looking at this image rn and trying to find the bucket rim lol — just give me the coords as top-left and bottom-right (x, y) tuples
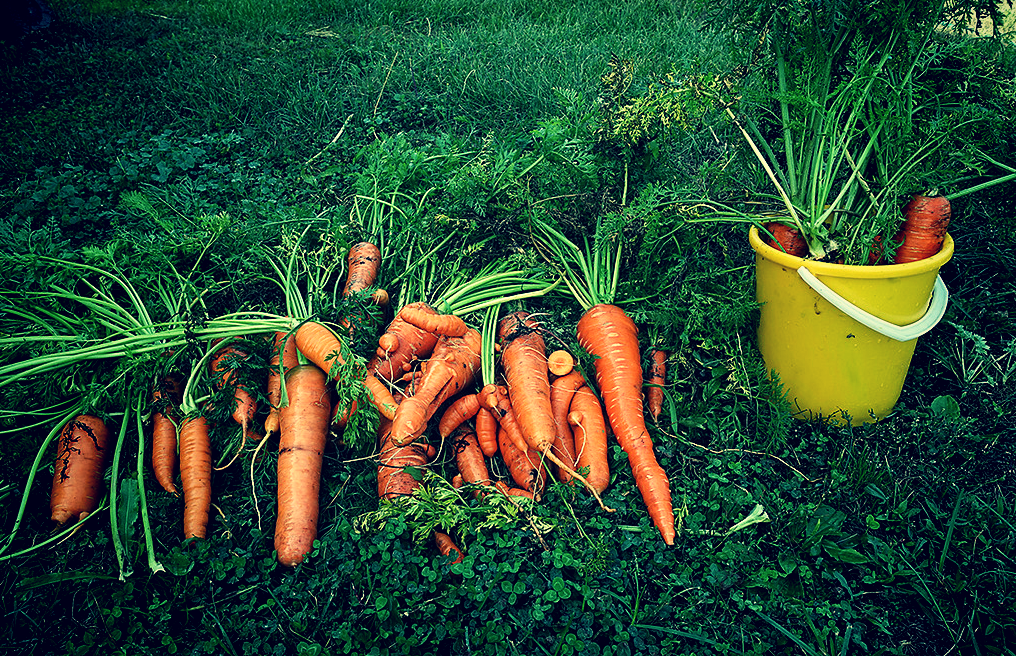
(748, 225), (954, 278)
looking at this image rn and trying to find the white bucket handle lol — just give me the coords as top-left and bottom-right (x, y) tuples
(797, 266), (949, 342)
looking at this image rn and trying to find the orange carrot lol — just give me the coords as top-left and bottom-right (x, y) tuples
(475, 407), (499, 457)
(50, 415), (110, 526)
(400, 303), (468, 337)
(433, 531), (464, 564)
(343, 241), (382, 296)
(550, 370), (585, 482)
(179, 414), (213, 539)
(377, 417), (432, 500)
(265, 331), (299, 437)
(763, 222), (808, 256)
(274, 364), (331, 567)
(479, 385), (531, 455)
(578, 303), (674, 544)
(209, 339), (259, 461)
(451, 429), (495, 494)
(893, 194), (951, 264)
(547, 349), (575, 377)
(644, 348), (667, 422)
(295, 321), (398, 420)
(369, 303), (442, 382)
(568, 385), (611, 495)
(498, 311), (612, 509)
(389, 328), (482, 445)
(152, 374), (183, 494)
(438, 393), (481, 439)
(497, 425), (548, 496)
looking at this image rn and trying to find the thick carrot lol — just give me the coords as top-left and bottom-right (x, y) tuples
(475, 407), (499, 458)
(390, 328), (482, 445)
(763, 222), (808, 257)
(568, 385), (611, 495)
(370, 302), (441, 382)
(577, 303), (674, 544)
(295, 321), (397, 420)
(893, 194), (951, 264)
(50, 415), (110, 526)
(550, 371), (585, 483)
(644, 348), (667, 422)
(438, 393), (481, 439)
(152, 374), (183, 494)
(497, 425), (547, 496)
(265, 331), (299, 437)
(498, 311), (612, 509)
(275, 364), (331, 567)
(179, 414), (213, 540)
(400, 303), (468, 337)
(343, 241), (382, 296)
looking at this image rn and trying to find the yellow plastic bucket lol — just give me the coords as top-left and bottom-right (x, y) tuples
(748, 225), (954, 425)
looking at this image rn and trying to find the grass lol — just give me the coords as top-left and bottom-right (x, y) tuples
(1, 0), (1015, 654)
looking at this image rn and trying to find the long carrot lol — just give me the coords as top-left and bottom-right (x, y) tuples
(568, 385), (611, 495)
(264, 331), (299, 437)
(295, 321), (398, 420)
(179, 414), (213, 540)
(550, 370), (585, 482)
(275, 364), (331, 567)
(577, 304), (674, 544)
(644, 348), (667, 422)
(400, 303), (468, 337)
(497, 311), (613, 509)
(893, 194), (951, 264)
(50, 414), (110, 526)
(152, 374), (183, 494)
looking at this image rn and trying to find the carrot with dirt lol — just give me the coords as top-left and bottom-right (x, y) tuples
(438, 393), (481, 439)
(377, 417), (432, 500)
(644, 348), (667, 422)
(451, 429), (496, 492)
(568, 385), (611, 495)
(496, 311), (614, 510)
(274, 364), (331, 567)
(151, 374), (183, 494)
(50, 414), (110, 526)
(762, 222), (808, 256)
(343, 241), (382, 296)
(892, 194), (951, 264)
(535, 218), (675, 544)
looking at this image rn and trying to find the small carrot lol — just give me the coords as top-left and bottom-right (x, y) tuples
(179, 414), (213, 540)
(209, 338), (259, 468)
(568, 385), (611, 495)
(893, 194), (951, 264)
(433, 531), (464, 564)
(644, 348), (667, 422)
(264, 331), (299, 438)
(152, 374), (183, 494)
(275, 364), (331, 567)
(438, 393), (481, 439)
(50, 415), (110, 526)
(547, 349), (575, 377)
(578, 303), (674, 544)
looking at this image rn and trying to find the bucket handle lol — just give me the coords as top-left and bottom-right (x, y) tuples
(797, 266), (949, 342)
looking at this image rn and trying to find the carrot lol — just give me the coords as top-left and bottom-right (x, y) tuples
(295, 321), (398, 420)
(763, 222), (808, 257)
(568, 385), (611, 495)
(438, 393), (481, 439)
(264, 331), (299, 437)
(893, 194), (951, 264)
(497, 425), (548, 496)
(389, 328), (482, 446)
(493, 480), (535, 500)
(274, 364), (331, 567)
(547, 350), (575, 377)
(400, 303), (468, 337)
(152, 374), (183, 494)
(209, 339), (259, 467)
(179, 414), (213, 540)
(498, 311), (613, 509)
(377, 418), (432, 500)
(342, 241), (382, 296)
(577, 303), (674, 544)
(479, 385), (531, 455)
(644, 348), (667, 422)
(550, 371), (586, 483)
(369, 303), (441, 382)
(433, 531), (464, 564)
(50, 414), (110, 526)
(475, 407), (499, 458)
(451, 429), (495, 497)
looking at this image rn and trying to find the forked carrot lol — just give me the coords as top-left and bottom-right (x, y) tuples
(275, 364), (331, 567)
(400, 303), (468, 337)
(370, 302), (441, 382)
(377, 418), (432, 500)
(50, 414), (110, 526)
(497, 426), (548, 496)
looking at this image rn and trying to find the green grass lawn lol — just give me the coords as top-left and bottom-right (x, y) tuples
(1, 1), (1015, 654)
